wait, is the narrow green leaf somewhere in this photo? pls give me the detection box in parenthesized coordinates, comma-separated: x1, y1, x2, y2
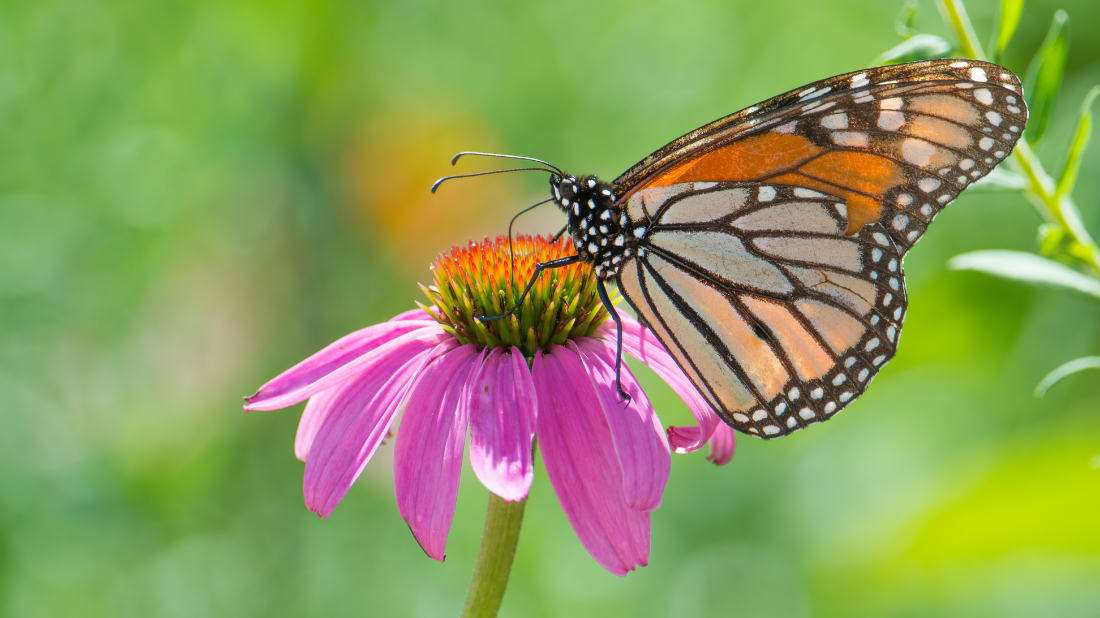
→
(895, 0, 920, 39)
(948, 250, 1100, 301)
(874, 34, 952, 66)
(1035, 356, 1100, 396)
(1055, 85, 1100, 201)
(969, 166, 1029, 191)
(1024, 10, 1069, 143)
(996, 0, 1025, 58)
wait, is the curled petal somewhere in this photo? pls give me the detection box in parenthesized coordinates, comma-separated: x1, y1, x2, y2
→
(394, 345, 481, 562)
(533, 348, 650, 576)
(302, 339, 458, 518)
(246, 324, 447, 411)
(706, 422, 737, 466)
(571, 339, 669, 512)
(617, 317, 720, 453)
(468, 347, 537, 502)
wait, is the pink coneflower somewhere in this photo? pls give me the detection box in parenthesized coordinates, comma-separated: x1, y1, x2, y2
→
(245, 235, 734, 576)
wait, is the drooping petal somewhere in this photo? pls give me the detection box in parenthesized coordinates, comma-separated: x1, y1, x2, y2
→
(302, 339, 458, 518)
(571, 339, 669, 512)
(706, 422, 737, 466)
(245, 324, 448, 411)
(468, 347, 537, 502)
(617, 317, 720, 453)
(394, 345, 481, 562)
(533, 347, 650, 577)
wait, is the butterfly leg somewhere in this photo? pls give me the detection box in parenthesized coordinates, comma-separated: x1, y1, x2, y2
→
(596, 279, 632, 405)
(478, 254, 580, 323)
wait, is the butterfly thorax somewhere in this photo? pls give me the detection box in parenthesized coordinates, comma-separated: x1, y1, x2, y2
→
(551, 174, 636, 280)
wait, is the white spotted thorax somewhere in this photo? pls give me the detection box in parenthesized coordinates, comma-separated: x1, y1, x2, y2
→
(552, 175, 634, 280)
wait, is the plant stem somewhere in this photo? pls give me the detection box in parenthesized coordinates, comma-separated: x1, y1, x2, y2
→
(460, 493, 527, 618)
(938, 0, 1100, 274)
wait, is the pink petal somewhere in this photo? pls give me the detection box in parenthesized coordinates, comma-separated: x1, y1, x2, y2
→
(394, 345, 481, 561)
(295, 386, 341, 462)
(571, 339, 669, 512)
(533, 347, 650, 577)
(302, 339, 458, 518)
(467, 347, 537, 502)
(616, 317, 720, 453)
(245, 323, 447, 411)
(706, 422, 737, 466)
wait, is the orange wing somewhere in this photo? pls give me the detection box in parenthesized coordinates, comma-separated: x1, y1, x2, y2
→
(614, 59, 1027, 246)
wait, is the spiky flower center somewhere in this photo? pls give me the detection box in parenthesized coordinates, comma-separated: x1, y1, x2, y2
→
(421, 235, 612, 358)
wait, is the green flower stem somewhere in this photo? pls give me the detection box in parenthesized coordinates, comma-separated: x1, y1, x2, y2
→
(939, 0, 1100, 274)
(460, 493, 527, 618)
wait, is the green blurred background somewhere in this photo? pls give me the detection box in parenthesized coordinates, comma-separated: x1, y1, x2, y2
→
(2, 0, 1099, 616)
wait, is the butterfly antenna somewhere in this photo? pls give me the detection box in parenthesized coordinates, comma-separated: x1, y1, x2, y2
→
(507, 198, 554, 287)
(431, 167, 558, 193)
(452, 151, 564, 176)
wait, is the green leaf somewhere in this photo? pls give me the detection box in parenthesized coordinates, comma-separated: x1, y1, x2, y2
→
(995, 0, 1025, 59)
(874, 34, 952, 66)
(1024, 10, 1069, 143)
(1055, 86, 1100, 201)
(1035, 356, 1100, 396)
(895, 0, 920, 39)
(969, 166, 1029, 191)
(948, 250, 1100, 301)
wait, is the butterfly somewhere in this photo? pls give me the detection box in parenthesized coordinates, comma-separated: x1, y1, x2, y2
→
(435, 59, 1027, 439)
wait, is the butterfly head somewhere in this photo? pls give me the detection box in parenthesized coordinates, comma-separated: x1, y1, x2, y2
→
(550, 174, 632, 279)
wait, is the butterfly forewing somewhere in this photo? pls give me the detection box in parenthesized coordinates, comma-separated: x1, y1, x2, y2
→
(617, 183, 906, 437)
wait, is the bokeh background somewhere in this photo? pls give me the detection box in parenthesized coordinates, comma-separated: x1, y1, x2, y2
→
(2, 0, 1099, 616)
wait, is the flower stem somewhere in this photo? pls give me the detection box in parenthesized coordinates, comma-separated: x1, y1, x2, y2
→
(460, 493, 527, 618)
(939, 0, 1100, 275)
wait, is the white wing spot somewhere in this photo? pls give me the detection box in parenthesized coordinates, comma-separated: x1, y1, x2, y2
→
(871, 248, 883, 262)
(866, 338, 880, 351)
(858, 368, 870, 381)
(893, 306, 903, 320)
(897, 193, 913, 206)
(873, 232, 889, 246)
(787, 416, 798, 428)
(799, 407, 815, 419)
(633, 227, 647, 238)
(789, 387, 801, 399)
(878, 111, 905, 131)
(969, 67, 987, 82)
(918, 178, 941, 193)
(844, 357, 856, 368)
(920, 204, 933, 216)
(821, 113, 848, 129)
(889, 277, 899, 290)
(752, 409, 768, 421)
(839, 392, 854, 402)
(811, 387, 824, 399)
(888, 258, 897, 272)
(937, 194, 952, 203)
(907, 230, 920, 241)
(1007, 105, 1021, 114)
(775, 402, 788, 415)
(759, 186, 776, 201)
(880, 98, 904, 110)
(873, 355, 886, 366)
(995, 150, 1006, 159)
(950, 61, 968, 68)
(883, 293, 893, 306)
(979, 137, 994, 151)
(832, 131, 868, 147)
(959, 159, 975, 170)
(892, 214, 909, 230)
(832, 374, 847, 386)
(733, 413, 750, 423)
(974, 88, 994, 105)
(794, 188, 826, 198)
(887, 325, 897, 342)
(986, 111, 1003, 126)
(763, 425, 781, 435)
(774, 121, 797, 134)
(835, 203, 848, 218)
(824, 402, 837, 414)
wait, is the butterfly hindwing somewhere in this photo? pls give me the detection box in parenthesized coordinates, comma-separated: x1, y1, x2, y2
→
(616, 182, 906, 438)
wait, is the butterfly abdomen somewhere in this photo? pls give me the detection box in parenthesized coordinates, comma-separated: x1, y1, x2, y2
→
(552, 174, 637, 280)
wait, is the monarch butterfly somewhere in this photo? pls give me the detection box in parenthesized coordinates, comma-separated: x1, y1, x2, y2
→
(434, 59, 1027, 439)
